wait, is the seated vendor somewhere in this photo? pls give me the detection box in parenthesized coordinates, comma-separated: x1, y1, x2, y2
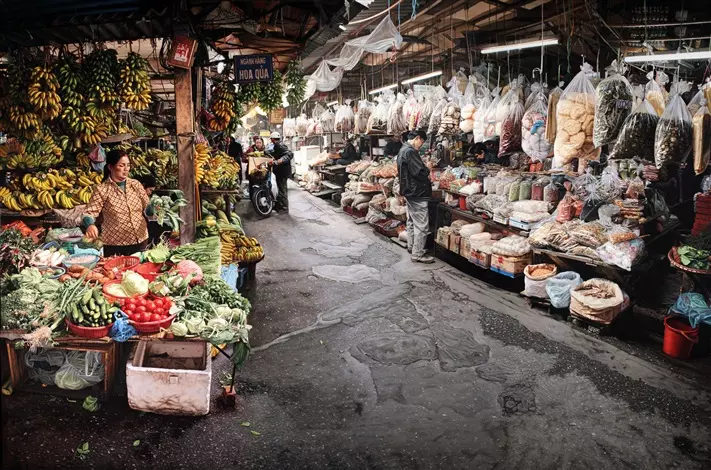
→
(472, 141, 500, 164)
(384, 134, 404, 158)
(333, 134, 360, 165)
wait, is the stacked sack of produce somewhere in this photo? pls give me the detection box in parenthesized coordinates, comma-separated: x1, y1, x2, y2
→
(510, 200, 551, 224)
(569, 278, 625, 324)
(523, 263, 557, 299)
(490, 235, 531, 257)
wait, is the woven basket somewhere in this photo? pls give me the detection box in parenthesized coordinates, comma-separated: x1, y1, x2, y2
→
(668, 246, 711, 275)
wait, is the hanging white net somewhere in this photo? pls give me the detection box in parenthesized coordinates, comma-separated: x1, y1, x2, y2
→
(305, 15, 403, 99)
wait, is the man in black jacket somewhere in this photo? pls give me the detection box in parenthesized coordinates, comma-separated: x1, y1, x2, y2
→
(397, 130, 434, 263)
(268, 131, 294, 213)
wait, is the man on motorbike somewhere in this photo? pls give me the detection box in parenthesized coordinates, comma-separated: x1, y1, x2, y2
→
(268, 131, 293, 213)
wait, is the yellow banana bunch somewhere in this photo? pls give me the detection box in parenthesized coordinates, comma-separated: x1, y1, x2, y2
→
(7, 106, 41, 132)
(194, 143, 211, 183)
(207, 83, 237, 131)
(28, 66, 62, 120)
(119, 52, 152, 111)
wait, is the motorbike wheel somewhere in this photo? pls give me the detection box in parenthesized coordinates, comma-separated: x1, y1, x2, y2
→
(251, 186, 274, 217)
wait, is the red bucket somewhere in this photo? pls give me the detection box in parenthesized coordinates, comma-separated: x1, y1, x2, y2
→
(458, 195, 468, 211)
(663, 316, 699, 360)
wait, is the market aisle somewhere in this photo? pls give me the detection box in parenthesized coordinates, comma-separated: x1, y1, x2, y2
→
(4, 183, 711, 469)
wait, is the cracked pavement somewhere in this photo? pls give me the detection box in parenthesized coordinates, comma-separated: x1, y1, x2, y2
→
(3, 183, 711, 469)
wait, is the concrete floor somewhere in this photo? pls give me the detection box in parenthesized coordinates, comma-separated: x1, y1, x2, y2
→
(3, 183, 711, 469)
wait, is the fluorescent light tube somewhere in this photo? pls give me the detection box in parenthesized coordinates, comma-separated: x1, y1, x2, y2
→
(368, 83, 398, 95)
(481, 38, 558, 54)
(401, 70, 443, 85)
(339, 25, 347, 31)
(624, 50, 711, 63)
(327, 101, 339, 106)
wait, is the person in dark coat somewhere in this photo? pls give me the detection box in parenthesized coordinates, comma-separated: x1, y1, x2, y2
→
(336, 134, 359, 165)
(384, 133, 404, 158)
(227, 136, 243, 184)
(397, 130, 434, 263)
(268, 131, 294, 213)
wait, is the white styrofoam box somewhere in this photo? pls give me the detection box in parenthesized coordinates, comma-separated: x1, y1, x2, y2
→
(378, 139, 387, 147)
(127, 341, 212, 416)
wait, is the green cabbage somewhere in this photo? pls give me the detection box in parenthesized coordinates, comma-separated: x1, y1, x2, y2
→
(121, 271, 149, 296)
(170, 321, 188, 337)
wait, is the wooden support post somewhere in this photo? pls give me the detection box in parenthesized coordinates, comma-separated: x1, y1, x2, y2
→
(175, 68, 196, 245)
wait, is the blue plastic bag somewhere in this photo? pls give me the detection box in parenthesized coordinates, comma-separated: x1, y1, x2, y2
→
(669, 293, 711, 327)
(110, 311, 137, 342)
(546, 271, 583, 308)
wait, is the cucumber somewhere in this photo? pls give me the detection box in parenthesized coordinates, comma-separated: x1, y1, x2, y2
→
(80, 303, 90, 315)
(96, 297, 105, 306)
(108, 306, 119, 314)
(92, 289, 102, 303)
(89, 298, 96, 311)
(100, 303, 107, 315)
(81, 290, 93, 304)
(72, 305, 80, 320)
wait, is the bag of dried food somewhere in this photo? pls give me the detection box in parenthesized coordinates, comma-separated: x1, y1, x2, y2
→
(428, 97, 448, 134)
(354, 100, 373, 135)
(554, 63, 598, 167)
(593, 71, 634, 147)
(473, 94, 491, 143)
(403, 90, 420, 131)
(499, 101, 524, 156)
(495, 86, 522, 136)
(438, 100, 462, 135)
(687, 89, 706, 116)
(645, 77, 666, 117)
(545, 83, 563, 144)
(654, 93, 693, 169)
(522, 93, 551, 161)
(610, 100, 659, 160)
(692, 99, 711, 175)
(546, 271, 583, 308)
(483, 93, 502, 140)
(524, 263, 558, 299)
(416, 94, 435, 131)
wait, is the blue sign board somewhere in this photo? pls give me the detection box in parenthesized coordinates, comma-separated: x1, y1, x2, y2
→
(235, 54, 273, 83)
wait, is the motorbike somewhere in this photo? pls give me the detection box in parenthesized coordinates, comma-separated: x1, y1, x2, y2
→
(248, 158, 275, 218)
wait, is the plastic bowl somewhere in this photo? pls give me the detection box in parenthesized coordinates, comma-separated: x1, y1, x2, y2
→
(102, 280, 148, 304)
(65, 318, 113, 339)
(129, 314, 176, 334)
(132, 262, 165, 282)
(36, 266, 66, 280)
(63, 253, 100, 271)
(103, 256, 141, 279)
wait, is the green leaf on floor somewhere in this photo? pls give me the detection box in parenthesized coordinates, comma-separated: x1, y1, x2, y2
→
(250, 430, 261, 436)
(133, 440, 141, 447)
(240, 422, 251, 427)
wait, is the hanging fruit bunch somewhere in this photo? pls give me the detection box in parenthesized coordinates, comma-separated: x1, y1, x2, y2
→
(83, 49, 120, 114)
(207, 82, 237, 131)
(118, 52, 152, 110)
(28, 66, 62, 121)
(0, 167, 101, 211)
(23, 129, 64, 168)
(237, 82, 261, 107)
(213, 151, 240, 189)
(194, 142, 211, 184)
(285, 61, 306, 108)
(258, 70, 284, 112)
(147, 148, 178, 189)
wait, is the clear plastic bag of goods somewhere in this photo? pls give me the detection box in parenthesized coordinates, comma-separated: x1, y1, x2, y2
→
(54, 351, 105, 390)
(523, 263, 558, 298)
(655, 94, 693, 169)
(546, 271, 583, 308)
(511, 200, 550, 214)
(428, 98, 448, 134)
(524, 82, 546, 110)
(593, 71, 634, 147)
(508, 179, 522, 202)
(459, 223, 485, 238)
(495, 86, 521, 136)
(610, 100, 659, 161)
(438, 101, 462, 135)
(335, 104, 355, 133)
(543, 180, 560, 207)
(598, 204, 621, 227)
(295, 114, 310, 135)
(569, 221, 608, 248)
(484, 94, 502, 140)
(596, 165, 625, 201)
(320, 109, 336, 133)
(387, 93, 408, 135)
(528, 221, 560, 248)
(554, 63, 598, 167)
(522, 93, 551, 161)
(569, 278, 624, 324)
(595, 239, 645, 271)
(687, 89, 705, 116)
(545, 84, 563, 144)
(472, 94, 491, 142)
(606, 226, 638, 244)
(25, 349, 65, 385)
(499, 101, 524, 156)
(354, 100, 373, 134)
(555, 193, 576, 223)
(692, 100, 711, 175)
(490, 234, 531, 256)
(283, 118, 296, 138)
(645, 78, 666, 117)
(417, 95, 435, 131)
(518, 179, 532, 200)
(404, 90, 420, 130)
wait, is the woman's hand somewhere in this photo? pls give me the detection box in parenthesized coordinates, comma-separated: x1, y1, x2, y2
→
(86, 225, 99, 240)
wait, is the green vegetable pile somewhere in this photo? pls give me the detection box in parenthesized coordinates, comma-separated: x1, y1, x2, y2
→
(677, 245, 711, 270)
(1, 268, 62, 331)
(150, 191, 188, 230)
(0, 228, 37, 276)
(170, 236, 222, 277)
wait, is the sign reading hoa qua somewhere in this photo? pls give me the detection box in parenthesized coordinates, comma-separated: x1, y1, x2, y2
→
(234, 54, 274, 83)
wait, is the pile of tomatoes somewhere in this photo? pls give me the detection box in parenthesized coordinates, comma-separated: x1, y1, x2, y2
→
(120, 296, 173, 323)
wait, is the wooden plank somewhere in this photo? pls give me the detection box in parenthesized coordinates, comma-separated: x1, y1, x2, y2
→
(175, 68, 196, 245)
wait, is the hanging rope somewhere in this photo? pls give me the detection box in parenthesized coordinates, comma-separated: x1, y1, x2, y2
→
(411, 0, 418, 20)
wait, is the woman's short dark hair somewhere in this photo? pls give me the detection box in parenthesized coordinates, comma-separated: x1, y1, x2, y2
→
(104, 149, 129, 181)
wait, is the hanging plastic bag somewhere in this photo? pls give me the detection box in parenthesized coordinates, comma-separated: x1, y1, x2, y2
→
(54, 351, 104, 390)
(499, 102, 524, 156)
(655, 94, 693, 169)
(438, 100, 461, 135)
(546, 271, 583, 308)
(495, 86, 521, 136)
(692, 99, 711, 175)
(473, 93, 491, 143)
(554, 63, 598, 167)
(593, 70, 634, 147)
(483, 93, 502, 140)
(403, 90, 420, 130)
(522, 93, 551, 161)
(687, 89, 706, 116)
(320, 109, 335, 133)
(416, 94, 435, 130)
(645, 77, 666, 117)
(387, 93, 408, 135)
(335, 104, 355, 133)
(354, 100, 373, 134)
(428, 97, 448, 135)
(545, 83, 563, 144)
(610, 100, 659, 161)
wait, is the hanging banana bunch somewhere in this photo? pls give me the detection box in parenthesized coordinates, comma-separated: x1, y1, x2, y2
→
(83, 49, 120, 114)
(28, 66, 62, 121)
(285, 61, 306, 108)
(237, 82, 261, 107)
(207, 82, 237, 132)
(118, 52, 152, 111)
(194, 142, 211, 184)
(258, 70, 284, 112)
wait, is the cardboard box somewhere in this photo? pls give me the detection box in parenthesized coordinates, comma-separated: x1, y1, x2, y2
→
(490, 254, 532, 275)
(470, 250, 491, 268)
(460, 237, 471, 259)
(436, 227, 451, 248)
(449, 234, 461, 255)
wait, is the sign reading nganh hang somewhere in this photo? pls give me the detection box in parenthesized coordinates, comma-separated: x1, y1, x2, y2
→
(235, 55, 273, 83)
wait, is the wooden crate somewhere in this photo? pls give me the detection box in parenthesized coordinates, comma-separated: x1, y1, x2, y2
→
(460, 237, 471, 259)
(436, 227, 451, 248)
(449, 234, 461, 255)
(5, 337, 118, 399)
(470, 250, 491, 268)
(490, 253, 532, 275)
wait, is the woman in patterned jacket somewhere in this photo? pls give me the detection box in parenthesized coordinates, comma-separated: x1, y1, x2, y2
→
(82, 149, 155, 257)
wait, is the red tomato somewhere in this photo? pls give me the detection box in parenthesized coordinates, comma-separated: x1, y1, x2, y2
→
(128, 313, 139, 321)
(138, 298, 146, 307)
(125, 298, 135, 307)
(136, 305, 146, 313)
(145, 301, 155, 312)
(153, 298, 164, 309)
(124, 307, 134, 316)
(150, 313, 161, 322)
